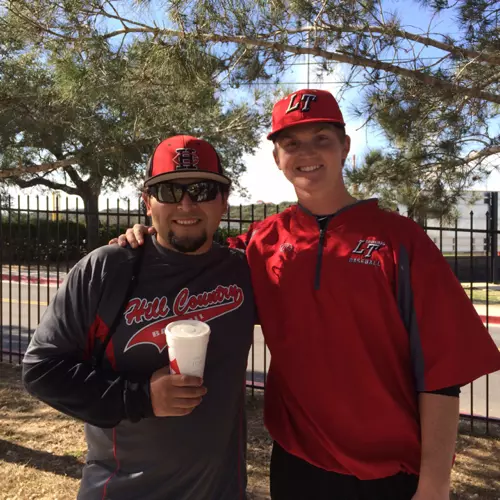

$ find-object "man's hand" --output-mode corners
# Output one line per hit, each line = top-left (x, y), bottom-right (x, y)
(150, 366), (207, 417)
(108, 224), (156, 247)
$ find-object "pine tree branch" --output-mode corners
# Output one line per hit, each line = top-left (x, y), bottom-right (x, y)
(104, 0), (128, 31)
(284, 22), (500, 65)
(315, 24), (500, 66)
(463, 145), (500, 164)
(478, 71), (500, 91)
(12, 6), (500, 102)
(99, 26), (500, 105)
(6, 4), (75, 42)
(83, 5), (153, 31)
(96, 7), (500, 67)
(422, 145), (500, 171)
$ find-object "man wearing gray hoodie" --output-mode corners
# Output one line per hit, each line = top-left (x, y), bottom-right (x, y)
(23, 135), (255, 500)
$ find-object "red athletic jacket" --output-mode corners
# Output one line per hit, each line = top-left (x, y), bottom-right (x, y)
(229, 200), (500, 479)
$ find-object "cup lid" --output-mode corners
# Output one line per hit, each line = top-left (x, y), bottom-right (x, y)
(166, 320), (210, 337)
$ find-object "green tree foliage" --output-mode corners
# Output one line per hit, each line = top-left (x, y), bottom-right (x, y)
(2, 0), (499, 218)
(0, 2), (268, 248)
(346, 0), (500, 218)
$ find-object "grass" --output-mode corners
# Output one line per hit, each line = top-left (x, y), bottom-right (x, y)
(0, 363), (86, 500)
(461, 284), (500, 304)
(0, 363), (271, 500)
(1, 363), (500, 499)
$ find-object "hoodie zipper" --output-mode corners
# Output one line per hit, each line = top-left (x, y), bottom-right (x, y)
(300, 201), (371, 290)
(314, 216), (332, 290)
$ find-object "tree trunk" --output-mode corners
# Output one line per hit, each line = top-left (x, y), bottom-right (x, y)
(82, 191), (100, 252)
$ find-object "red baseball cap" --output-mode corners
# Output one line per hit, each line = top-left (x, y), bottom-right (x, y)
(267, 89), (345, 140)
(144, 135), (231, 187)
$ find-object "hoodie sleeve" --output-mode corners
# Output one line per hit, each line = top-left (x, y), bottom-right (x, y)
(22, 248), (154, 428)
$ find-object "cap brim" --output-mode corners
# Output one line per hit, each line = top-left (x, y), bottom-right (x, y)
(267, 118), (346, 141)
(145, 171), (231, 187)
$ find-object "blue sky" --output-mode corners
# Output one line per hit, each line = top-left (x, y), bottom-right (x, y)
(229, 0), (468, 204)
(7, 0), (500, 208)
(229, 1), (500, 204)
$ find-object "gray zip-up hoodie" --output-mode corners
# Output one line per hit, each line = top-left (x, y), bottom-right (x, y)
(23, 237), (255, 500)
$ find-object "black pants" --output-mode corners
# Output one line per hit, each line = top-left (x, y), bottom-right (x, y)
(270, 442), (419, 500)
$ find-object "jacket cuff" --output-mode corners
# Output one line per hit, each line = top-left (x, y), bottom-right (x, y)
(124, 379), (155, 422)
(420, 385), (461, 397)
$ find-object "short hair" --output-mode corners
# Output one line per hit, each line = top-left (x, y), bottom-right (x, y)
(330, 123), (346, 142)
(272, 122), (346, 144)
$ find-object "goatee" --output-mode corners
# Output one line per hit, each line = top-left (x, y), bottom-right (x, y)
(168, 230), (208, 253)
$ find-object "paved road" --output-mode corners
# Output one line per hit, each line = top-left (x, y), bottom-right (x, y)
(1, 281), (499, 418)
(1, 281), (53, 363)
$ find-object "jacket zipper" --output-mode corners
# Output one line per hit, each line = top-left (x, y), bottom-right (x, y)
(314, 217), (331, 290)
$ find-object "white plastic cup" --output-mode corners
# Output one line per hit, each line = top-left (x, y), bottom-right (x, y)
(165, 320), (211, 378)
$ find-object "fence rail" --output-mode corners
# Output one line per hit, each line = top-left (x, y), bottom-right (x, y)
(1, 195), (500, 434)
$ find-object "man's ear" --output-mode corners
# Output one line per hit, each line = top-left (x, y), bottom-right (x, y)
(273, 146), (282, 171)
(221, 192), (229, 214)
(342, 135), (351, 167)
(142, 192), (153, 217)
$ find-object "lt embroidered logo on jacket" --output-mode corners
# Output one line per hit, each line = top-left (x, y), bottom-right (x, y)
(349, 239), (386, 267)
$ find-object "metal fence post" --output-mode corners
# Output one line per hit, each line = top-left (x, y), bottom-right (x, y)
(492, 192), (499, 283)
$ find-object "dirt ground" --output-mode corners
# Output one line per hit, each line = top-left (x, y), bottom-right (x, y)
(1, 362), (499, 500)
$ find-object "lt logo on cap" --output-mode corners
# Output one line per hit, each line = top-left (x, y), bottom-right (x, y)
(174, 148), (199, 170)
(286, 93), (317, 114)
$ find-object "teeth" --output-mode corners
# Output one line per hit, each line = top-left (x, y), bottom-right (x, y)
(175, 219), (199, 226)
(299, 165), (322, 172)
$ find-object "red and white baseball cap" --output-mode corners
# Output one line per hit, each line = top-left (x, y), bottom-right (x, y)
(267, 89), (345, 140)
(144, 135), (231, 187)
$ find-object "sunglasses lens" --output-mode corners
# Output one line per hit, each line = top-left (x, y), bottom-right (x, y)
(186, 182), (220, 202)
(152, 181), (222, 203)
(155, 184), (183, 203)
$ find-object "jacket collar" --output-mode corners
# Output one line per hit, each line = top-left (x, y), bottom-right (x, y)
(293, 199), (379, 230)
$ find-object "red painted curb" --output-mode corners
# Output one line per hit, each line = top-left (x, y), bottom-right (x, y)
(3, 273), (500, 326)
(480, 315), (500, 325)
(1, 273), (63, 286)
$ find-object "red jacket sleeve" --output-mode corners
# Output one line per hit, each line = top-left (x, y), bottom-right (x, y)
(405, 223), (500, 391)
(227, 223), (256, 250)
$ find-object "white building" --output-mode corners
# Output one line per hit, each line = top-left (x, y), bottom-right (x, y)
(400, 192), (497, 255)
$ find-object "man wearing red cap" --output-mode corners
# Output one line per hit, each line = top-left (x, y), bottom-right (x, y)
(113, 91), (500, 500)
(23, 136), (256, 499)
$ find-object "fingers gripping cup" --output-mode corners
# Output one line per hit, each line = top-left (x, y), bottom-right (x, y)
(165, 320), (211, 378)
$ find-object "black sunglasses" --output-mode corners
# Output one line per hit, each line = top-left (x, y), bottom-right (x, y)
(149, 180), (224, 204)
